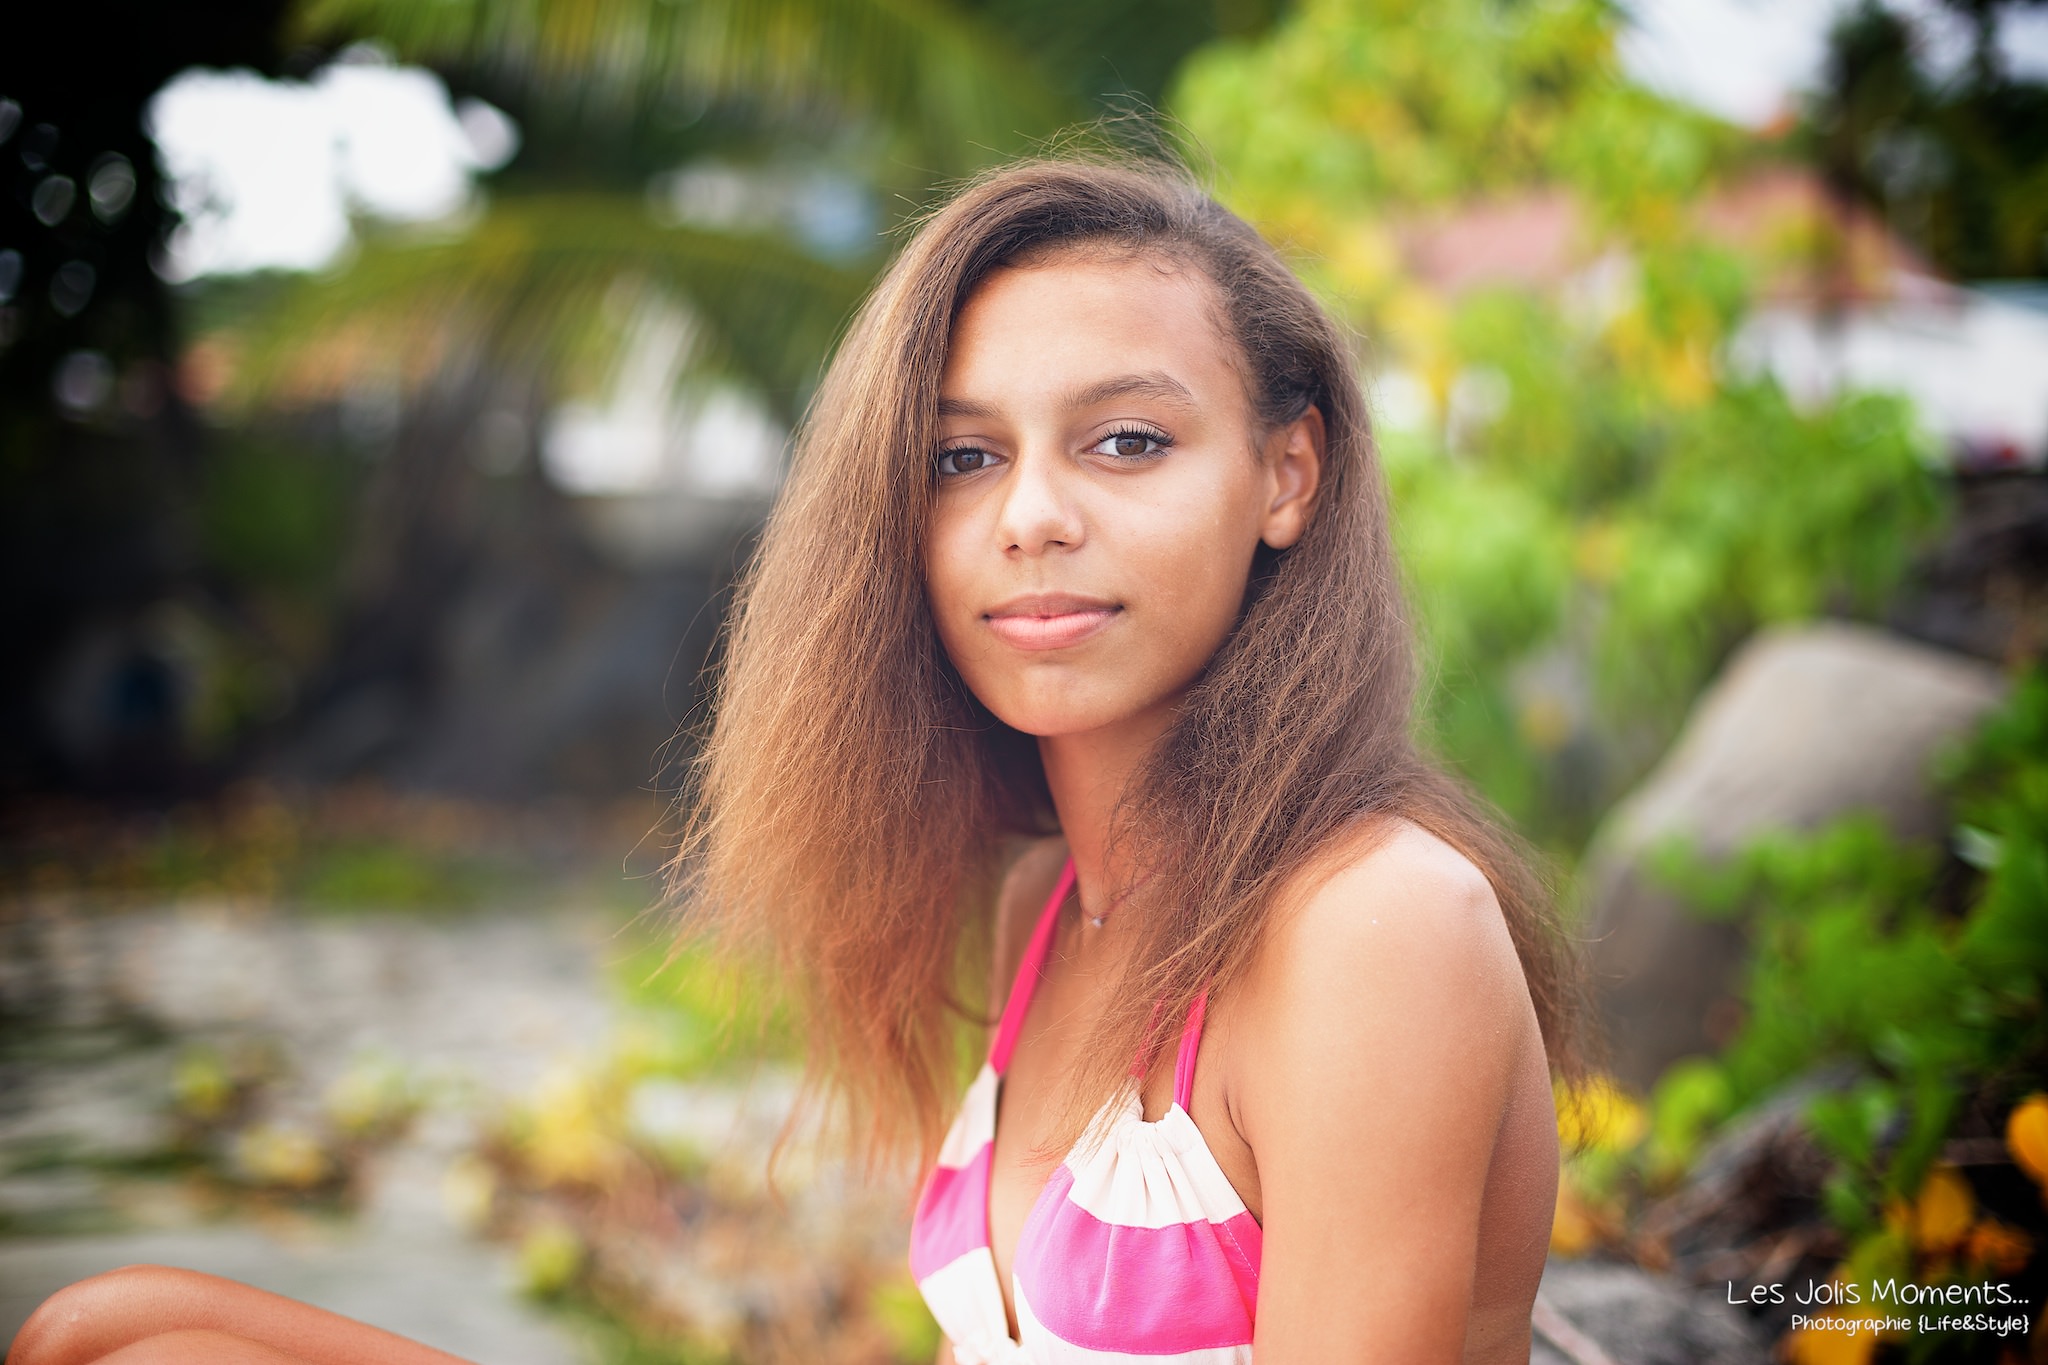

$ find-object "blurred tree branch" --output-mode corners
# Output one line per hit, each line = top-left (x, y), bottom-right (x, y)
(292, 0), (1079, 172)
(227, 196), (870, 426)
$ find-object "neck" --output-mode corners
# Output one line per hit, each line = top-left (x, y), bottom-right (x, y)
(1037, 696), (1179, 922)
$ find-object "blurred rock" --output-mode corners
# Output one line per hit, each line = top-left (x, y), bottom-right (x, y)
(260, 374), (739, 802)
(1533, 1258), (1769, 1365)
(1584, 621), (2005, 1087)
(0, 1045), (180, 1174)
(1635, 1071), (1851, 1341)
(0, 899), (618, 1100)
(1887, 471), (2048, 665)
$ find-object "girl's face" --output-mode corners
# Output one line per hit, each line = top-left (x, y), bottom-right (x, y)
(924, 251), (1321, 740)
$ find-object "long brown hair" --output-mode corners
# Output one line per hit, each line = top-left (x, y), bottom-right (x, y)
(668, 151), (1586, 1176)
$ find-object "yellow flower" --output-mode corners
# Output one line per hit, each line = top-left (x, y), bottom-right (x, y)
(441, 1153), (498, 1232)
(523, 1066), (624, 1188)
(234, 1123), (331, 1189)
(1652, 339), (1715, 408)
(172, 1049), (233, 1122)
(1571, 521), (1628, 587)
(516, 1220), (584, 1299)
(324, 1058), (412, 1138)
(1912, 1165), (1975, 1253)
(1782, 1318), (1879, 1365)
(1329, 223), (1402, 300)
(1555, 1075), (1646, 1154)
(1965, 1218), (2033, 1274)
(1549, 1178), (1602, 1258)
(1517, 694), (1574, 754)
(2007, 1093), (2048, 1187)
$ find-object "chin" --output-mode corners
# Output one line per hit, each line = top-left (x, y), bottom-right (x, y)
(978, 681), (1161, 741)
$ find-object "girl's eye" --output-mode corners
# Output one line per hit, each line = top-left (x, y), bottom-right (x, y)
(935, 446), (999, 477)
(1092, 428), (1170, 460)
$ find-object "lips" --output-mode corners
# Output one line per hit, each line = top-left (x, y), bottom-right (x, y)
(983, 593), (1122, 650)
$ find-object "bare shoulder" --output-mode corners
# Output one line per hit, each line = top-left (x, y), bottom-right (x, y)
(1230, 815), (1535, 1129)
(989, 835), (1069, 1004)
(1258, 815), (1523, 1003)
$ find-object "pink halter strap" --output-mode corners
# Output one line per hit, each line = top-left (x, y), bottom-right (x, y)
(987, 857), (1074, 1074)
(988, 856), (1209, 1112)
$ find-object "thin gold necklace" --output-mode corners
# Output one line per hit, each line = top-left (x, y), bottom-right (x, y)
(1080, 870), (1153, 929)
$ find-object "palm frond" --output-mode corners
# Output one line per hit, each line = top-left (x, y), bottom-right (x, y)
(227, 193), (871, 422)
(292, 0), (1079, 169)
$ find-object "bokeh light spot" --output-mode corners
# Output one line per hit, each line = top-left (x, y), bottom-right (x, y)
(89, 154), (137, 222)
(32, 174), (77, 226)
(53, 349), (114, 416)
(49, 260), (96, 317)
(21, 120), (57, 172)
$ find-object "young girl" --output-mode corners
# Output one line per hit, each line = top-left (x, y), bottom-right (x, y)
(9, 154), (1581, 1365)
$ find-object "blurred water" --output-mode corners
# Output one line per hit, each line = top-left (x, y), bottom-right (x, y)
(0, 896), (623, 1359)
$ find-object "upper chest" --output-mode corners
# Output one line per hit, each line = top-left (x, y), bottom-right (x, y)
(985, 914), (1263, 1269)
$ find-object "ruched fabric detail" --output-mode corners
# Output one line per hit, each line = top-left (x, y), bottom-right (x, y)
(909, 857), (1259, 1364)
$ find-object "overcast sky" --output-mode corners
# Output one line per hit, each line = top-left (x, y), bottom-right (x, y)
(1623, 0), (2048, 124)
(144, 0), (2048, 280)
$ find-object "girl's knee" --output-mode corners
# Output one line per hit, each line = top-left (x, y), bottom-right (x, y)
(10, 1266), (214, 1365)
(96, 1329), (302, 1364)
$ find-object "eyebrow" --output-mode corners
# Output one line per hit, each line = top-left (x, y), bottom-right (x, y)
(936, 370), (1199, 420)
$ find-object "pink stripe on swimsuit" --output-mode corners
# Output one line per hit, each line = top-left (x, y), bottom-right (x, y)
(909, 857), (1262, 1363)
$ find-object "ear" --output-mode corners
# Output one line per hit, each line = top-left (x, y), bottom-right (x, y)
(1258, 405), (1324, 551)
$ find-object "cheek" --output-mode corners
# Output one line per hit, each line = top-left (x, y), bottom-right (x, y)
(1146, 549), (1254, 681)
(922, 514), (982, 659)
(1121, 487), (1260, 648)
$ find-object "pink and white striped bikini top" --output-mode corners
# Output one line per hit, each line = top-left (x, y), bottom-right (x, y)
(908, 857), (1262, 1364)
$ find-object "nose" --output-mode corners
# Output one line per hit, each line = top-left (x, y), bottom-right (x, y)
(993, 443), (1084, 557)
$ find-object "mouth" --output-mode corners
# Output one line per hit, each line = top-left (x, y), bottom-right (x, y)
(982, 593), (1122, 650)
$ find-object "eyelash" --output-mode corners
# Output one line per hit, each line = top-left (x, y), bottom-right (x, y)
(932, 445), (995, 477)
(932, 426), (1174, 477)
(1096, 425), (1173, 461)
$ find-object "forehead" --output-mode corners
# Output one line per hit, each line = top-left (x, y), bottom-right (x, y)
(941, 252), (1245, 407)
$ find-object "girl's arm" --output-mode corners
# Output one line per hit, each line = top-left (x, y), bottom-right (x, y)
(1231, 822), (1551, 1363)
(8, 1265), (473, 1365)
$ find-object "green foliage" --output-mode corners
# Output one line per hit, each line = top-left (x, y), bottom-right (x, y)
(215, 0), (1086, 486)
(868, 1274), (943, 1363)
(518, 1219), (588, 1299)
(296, 842), (497, 912)
(1943, 671), (2048, 999)
(1172, 0), (1735, 301)
(1174, 0), (1949, 847)
(199, 434), (356, 592)
(1633, 677), (2048, 1359)
(1386, 320), (1941, 845)
(3, 791), (525, 913)
(610, 927), (799, 1079)
(293, 0), (1077, 174)
(958, 0), (1283, 110)
(568, 1315), (734, 1365)
(1640, 1057), (1733, 1183)
(232, 197), (872, 424)
(1649, 670), (2048, 1217)
(1174, 0), (1725, 221)
(1805, 0), (2048, 280)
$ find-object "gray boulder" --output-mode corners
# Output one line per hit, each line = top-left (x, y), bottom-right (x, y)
(1584, 621), (2005, 1087)
(1534, 1258), (1769, 1365)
